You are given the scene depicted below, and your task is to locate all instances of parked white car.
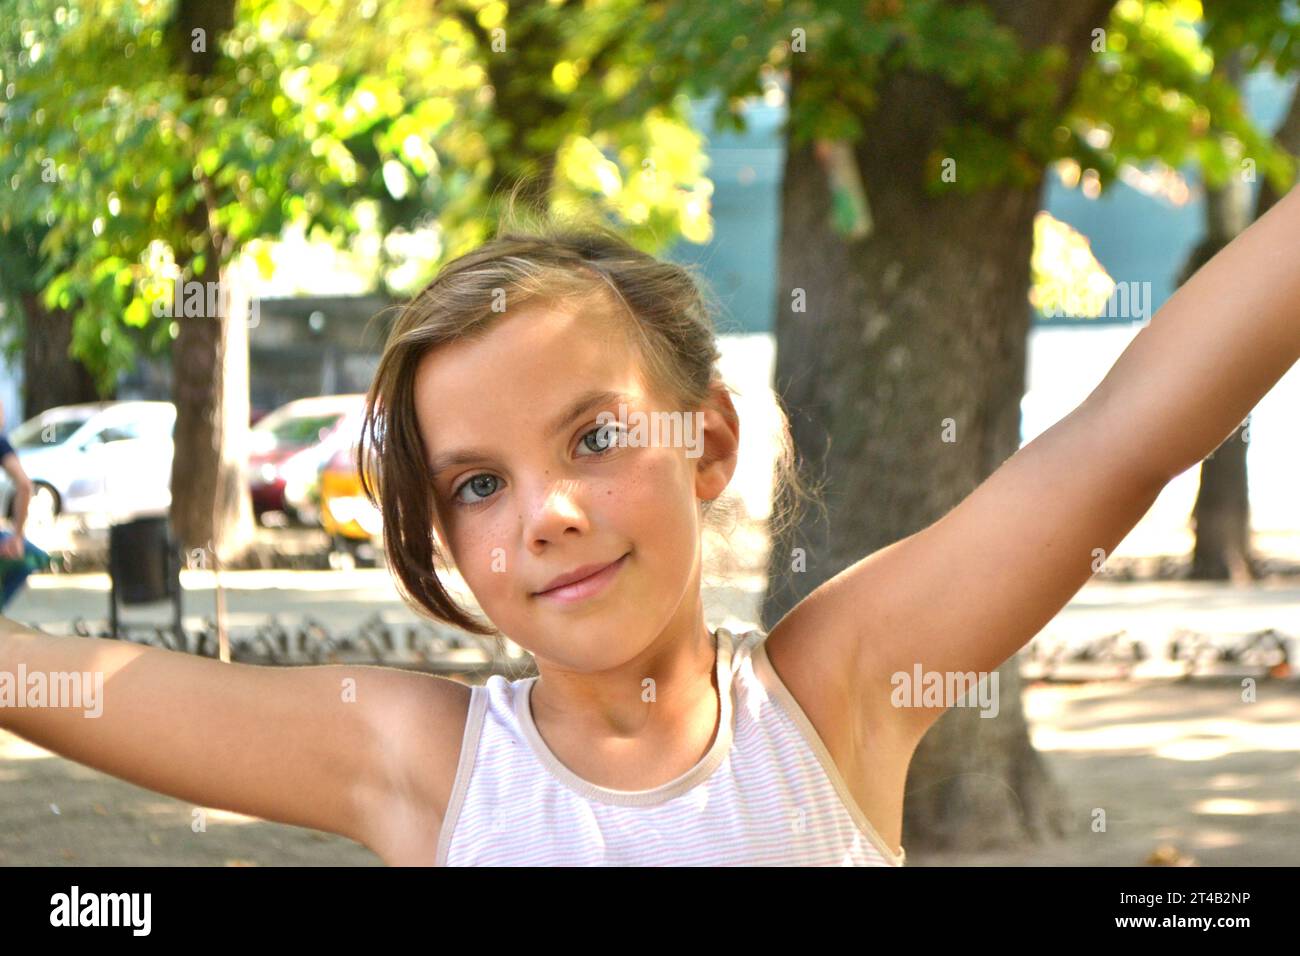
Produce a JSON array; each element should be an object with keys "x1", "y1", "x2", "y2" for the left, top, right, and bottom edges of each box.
[{"x1": 0, "y1": 401, "x2": 177, "y2": 536}]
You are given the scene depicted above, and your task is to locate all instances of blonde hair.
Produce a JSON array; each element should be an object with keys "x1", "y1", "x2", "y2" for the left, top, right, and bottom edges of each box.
[{"x1": 358, "y1": 192, "x2": 823, "y2": 637}]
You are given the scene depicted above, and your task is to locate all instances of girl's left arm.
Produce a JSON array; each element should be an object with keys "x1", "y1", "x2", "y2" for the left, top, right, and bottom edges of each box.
[
  {"x1": 784, "y1": 183, "x2": 1300, "y2": 741},
  {"x1": 1087, "y1": 182, "x2": 1300, "y2": 480}
]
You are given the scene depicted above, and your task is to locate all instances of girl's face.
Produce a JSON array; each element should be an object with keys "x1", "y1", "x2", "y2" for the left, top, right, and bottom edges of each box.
[{"x1": 412, "y1": 295, "x2": 737, "y2": 672}]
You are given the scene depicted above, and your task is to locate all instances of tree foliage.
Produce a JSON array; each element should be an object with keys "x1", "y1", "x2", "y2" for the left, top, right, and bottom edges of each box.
[
  {"x1": 615, "y1": 0, "x2": 1297, "y2": 193},
  {"x1": 0, "y1": 0, "x2": 715, "y2": 392},
  {"x1": 4, "y1": 0, "x2": 1298, "y2": 391}
]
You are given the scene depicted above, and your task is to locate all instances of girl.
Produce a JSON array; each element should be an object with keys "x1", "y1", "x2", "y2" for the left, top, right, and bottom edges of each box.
[{"x1": 2, "y1": 185, "x2": 1299, "y2": 867}]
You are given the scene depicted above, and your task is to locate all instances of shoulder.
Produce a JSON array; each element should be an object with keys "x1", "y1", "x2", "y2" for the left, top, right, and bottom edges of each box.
[
  {"x1": 356, "y1": 670, "x2": 474, "y2": 865},
  {"x1": 757, "y1": 594, "x2": 912, "y2": 780},
  {"x1": 399, "y1": 673, "x2": 473, "y2": 818},
  {"x1": 754, "y1": 609, "x2": 915, "y2": 860},
  {"x1": 759, "y1": 601, "x2": 863, "y2": 751}
]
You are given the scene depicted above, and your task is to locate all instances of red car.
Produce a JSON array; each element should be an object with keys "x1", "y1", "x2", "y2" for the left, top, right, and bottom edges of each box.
[{"x1": 248, "y1": 395, "x2": 366, "y2": 525}]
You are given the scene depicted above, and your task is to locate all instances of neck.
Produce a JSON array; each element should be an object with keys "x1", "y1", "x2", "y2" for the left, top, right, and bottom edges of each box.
[{"x1": 530, "y1": 616, "x2": 718, "y2": 740}]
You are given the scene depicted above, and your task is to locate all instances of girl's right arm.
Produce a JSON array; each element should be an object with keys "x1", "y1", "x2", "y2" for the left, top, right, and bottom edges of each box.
[{"x1": 0, "y1": 617, "x2": 466, "y2": 860}]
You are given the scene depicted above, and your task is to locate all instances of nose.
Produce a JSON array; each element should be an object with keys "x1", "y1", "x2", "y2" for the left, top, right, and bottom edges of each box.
[{"x1": 524, "y1": 477, "x2": 591, "y2": 551}]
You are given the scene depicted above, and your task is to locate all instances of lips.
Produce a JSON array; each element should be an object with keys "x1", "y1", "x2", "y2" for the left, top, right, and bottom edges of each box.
[
  {"x1": 533, "y1": 552, "x2": 630, "y2": 602},
  {"x1": 535, "y1": 553, "x2": 627, "y2": 595}
]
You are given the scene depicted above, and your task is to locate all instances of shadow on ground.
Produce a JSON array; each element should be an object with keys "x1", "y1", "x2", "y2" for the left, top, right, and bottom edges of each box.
[{"x1": 908, "y1": 679, "x2": 1300, "y2": 866}]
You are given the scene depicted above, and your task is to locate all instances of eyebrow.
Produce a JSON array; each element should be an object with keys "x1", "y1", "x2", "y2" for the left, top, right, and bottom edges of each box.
[{"x1": 428, "y1": 388, "x2": 630, "y2": 478}]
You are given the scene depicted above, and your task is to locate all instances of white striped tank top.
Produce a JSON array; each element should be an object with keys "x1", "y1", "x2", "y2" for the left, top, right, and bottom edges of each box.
[{"x1": 434, "y1": 625, "x2": 906, "y2": 866}]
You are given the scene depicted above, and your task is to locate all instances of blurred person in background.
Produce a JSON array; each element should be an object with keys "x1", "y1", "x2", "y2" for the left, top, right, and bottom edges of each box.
[{"x1": 0, "y1": 397, "x2": 38, "y2": 611}]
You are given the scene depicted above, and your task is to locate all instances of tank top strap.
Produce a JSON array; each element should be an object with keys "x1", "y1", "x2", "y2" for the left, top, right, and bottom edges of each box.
[{"x1": 434, "y1": 679, "x2": 491, "y2": 866}]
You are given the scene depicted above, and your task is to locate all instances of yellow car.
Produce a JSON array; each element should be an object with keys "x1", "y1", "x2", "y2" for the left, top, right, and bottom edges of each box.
[{"x1": 318, "y1": 436, "x2": 384, "y2": 568}]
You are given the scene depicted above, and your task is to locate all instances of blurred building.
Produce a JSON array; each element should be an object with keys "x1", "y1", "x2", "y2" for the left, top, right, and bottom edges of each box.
[
  {"x1": 243, "y1": 295, "x2": 395, "y2": 419},
  {"x1": 116, "y1": 295, "x2": 396, "y2": 420}
]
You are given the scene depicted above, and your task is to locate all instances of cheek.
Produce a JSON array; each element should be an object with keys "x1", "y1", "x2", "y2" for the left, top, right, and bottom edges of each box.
[
  {"x1": 448, "y1": 517, "x2": 512, "y2": 586},
  {"x1": 611, "y1": 450, "x2": 697, "y2": 537}
]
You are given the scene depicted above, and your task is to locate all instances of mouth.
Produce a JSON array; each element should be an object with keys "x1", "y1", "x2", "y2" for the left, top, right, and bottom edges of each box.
[{"x1": 532, "y1": 552, "x2": 630, "y2": 604}]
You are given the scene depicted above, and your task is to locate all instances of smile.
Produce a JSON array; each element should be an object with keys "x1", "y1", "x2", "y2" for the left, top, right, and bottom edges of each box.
[{"x1": 533, "y1": 552, "x2": 630, "y2": 604}]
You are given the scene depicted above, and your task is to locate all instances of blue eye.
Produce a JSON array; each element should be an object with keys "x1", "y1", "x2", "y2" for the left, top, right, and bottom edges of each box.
[
  {"x1": 578, "y1": 422, "x2": 625, "y2": 456},
  {"x1": 452, "y1": 473, "x2": 500, "y2": 506},
  {"x1": 449, "y1": 423, "x2": 624, "y2": 508}
]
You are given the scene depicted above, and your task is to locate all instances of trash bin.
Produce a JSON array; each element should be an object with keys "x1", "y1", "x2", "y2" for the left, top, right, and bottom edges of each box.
[
  {"x1": 108, "y1": 515, "x2": 183, "y2": 642},
  {"x1": 109, "y1": 516, "x2": 179, "y2": 603}
]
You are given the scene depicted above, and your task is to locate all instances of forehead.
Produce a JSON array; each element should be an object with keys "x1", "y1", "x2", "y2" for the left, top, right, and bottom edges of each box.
[{"x1": 414, "y1": 297, "x2": 648, "y2": 455}]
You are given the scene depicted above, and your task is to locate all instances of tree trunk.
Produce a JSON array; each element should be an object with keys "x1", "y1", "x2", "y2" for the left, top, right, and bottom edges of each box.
[
  {"x1": 1190, "y1": 421, "x2": 1253, "y2": 581},
  {"x1": 1182, "y1": 52, "x2": 1298, "y2": 584},
  {"x1": 455, "y1": 0, "x2": 564, "y2": 208},
  {"x1": 763, "y1": 1, "x2": 1114, "y2": 852},
  {"x1": 168, "y1": 257, "x2": 256, "y2": 563},
  {"x1": 1182, "y1": 186, "x2": 1255, "y2": 583},
  {"x1": 166, "y1": 0, "x2": 254, "y2": 564},
  {"x1": 20, "y1": 294, "x2": 104, "y2": 416}
]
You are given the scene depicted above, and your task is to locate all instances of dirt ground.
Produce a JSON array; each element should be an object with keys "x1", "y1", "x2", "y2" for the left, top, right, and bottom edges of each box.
[
  {"x1": 0, "y1": 731, "x2": 379, "y2": 866},
  {"x1": 3, "y1": 676, "x2": 1295, "y2": 867},
  {"x1": 912, "y1": 678, "x2": 1300, "y2": 867}
]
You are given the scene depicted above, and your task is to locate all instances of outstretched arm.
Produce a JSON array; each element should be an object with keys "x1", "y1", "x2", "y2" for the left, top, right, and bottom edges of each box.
[
  {"x1": 0, "y1": 618, "x2": 465, "y2": 859},
  {"x1": 1085, "y1": 182, "x2": 1300, "y2": 481},
  {"x1": 783, "y1": 183, "x2": 1300, "y2": 739}
]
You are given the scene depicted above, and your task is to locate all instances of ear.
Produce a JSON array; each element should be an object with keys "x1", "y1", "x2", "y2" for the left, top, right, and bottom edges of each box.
[{"x1": 694, "y1": 382, "x2": 740, "y2": 505}]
